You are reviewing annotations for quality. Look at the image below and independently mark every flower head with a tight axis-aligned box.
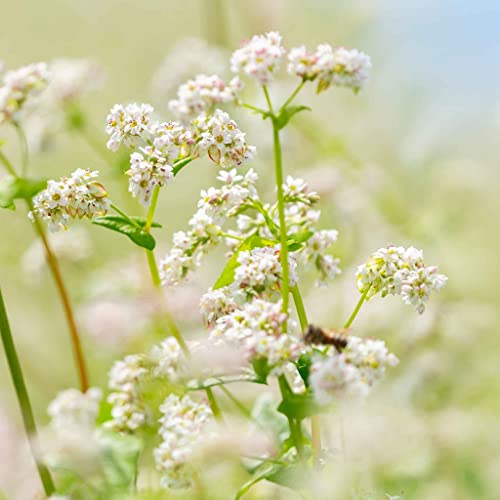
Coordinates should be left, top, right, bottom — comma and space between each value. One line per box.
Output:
231, 31, 286, 85
29, 169, 110, 231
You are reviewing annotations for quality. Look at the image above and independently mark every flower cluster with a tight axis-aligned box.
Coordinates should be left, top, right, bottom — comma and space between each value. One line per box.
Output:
288, 44, 371, 92
0, 62, 49, 124
149, 337, 186, 381
169, 74, 242, 121
231, 31, 286, 85
309, 336, 399, 404
232, 246, 298, 300
192, 109, 256, 168
356, 245, 448, 313
105, 102, 153, 151
301, 230, 341, 284
48, 387, 101, 431
200, 286, 237, 328
127, 146, 174, 206
160, 168, 258, 286
106, 354, 149, 432
30, 169, 110, 232
211, 299, 302, 373
153, 394, 213, 488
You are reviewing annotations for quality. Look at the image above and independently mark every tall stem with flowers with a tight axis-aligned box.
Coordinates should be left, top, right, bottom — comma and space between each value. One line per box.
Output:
0, 33, 448, 497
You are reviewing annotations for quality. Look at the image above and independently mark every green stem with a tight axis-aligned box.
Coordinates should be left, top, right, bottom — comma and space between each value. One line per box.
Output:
219, 232, 247, 242
279, 80, 306, 113
278, 375, 303, 457
291, 285, 308, 331
242, 103, 267, 115
218, 385, 252, 419
13, 122, 29, 176
0, 150, 18, 177
344, 288, 370, 329
145, 185, 160, 232
265, 88, 290, 326
0, 286, 55, 496
172, 156, 194, 177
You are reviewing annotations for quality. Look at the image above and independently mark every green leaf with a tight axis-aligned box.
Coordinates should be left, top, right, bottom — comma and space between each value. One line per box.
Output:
213, 234, 273, 289
252, 357, 272, 384
287, 230, 314, 251
266, 463, 304, 489
235, 462, 283, 499
92, 215, 157, 250
274, 105, 311, 131
127, 216, 162, 229
277, 391, 323, 420
295, 353, 312, 387
0, 176, 47, 210
97, 430, 143, 490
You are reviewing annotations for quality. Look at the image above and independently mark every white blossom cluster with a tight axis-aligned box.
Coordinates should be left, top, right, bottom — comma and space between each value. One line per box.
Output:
153, 394, 213, 488
301, 230, 341, 285
230, 31, 286, 85
106, 354, 149, 432
169, 74, 242, 121
48, 387, 101, 432
160, 168, 258, 286
233, 246, 298, 300
200, 286, 237, 328
0, 62, 49, 124
288, 44, 371, 92
44, 58, 104, 105
105, 102, 154, 151
356, 245, 448, 313
149, 337, 186, 381
210, 299, 303, 373
29, 169, 110, 232
192, 109, 256, 168
309, 336, 399, 404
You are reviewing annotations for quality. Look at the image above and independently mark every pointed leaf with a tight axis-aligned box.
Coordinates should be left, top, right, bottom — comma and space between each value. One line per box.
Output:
277, 391, 323, 420
0, 176, 47, 209
92, 215, 157, 250
274, 105, 311, 130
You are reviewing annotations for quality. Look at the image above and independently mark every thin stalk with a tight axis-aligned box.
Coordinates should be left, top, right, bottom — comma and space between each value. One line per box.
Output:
219, 232, 247, 242
0, 150, 18, 177
242, 103, 267, 115
29, 203, 89, 392
265, 88, 290, 325
0, 286, 55, 496
13, 122, 29, 175
343, 288, 370, 329
278, 374, 303, 457
291, 285, 322, 456
279, 80, 306, 113
218, 385, 251, 419
110, 203, 141, 228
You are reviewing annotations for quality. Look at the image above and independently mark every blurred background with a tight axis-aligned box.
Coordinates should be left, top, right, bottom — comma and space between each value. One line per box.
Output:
1, 0, 499, 498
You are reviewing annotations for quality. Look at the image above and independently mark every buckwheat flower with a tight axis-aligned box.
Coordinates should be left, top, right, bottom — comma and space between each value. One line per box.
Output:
310, 354, 366, 404
0, 62, 49, 124
287, 46, 319, 80
29, 168, 110, 231
344, 336, 399, 386
106, 354, 149, 432
211, 299, 302, 374
193, 109, 256, 168
45, 58, 104, 104
315, 44, 371, 93
149, 337, 186, 381
169, 74, 243, 121
283, 176, 320, 205
356, 245, 447, 313
105, 102, 153, 151
154, 394, 214, 488
200, 286, 237, 327
301, 229, 341, 285
127, 146, 174, 205
231, 31, 286, 85
150, 120, 194, 158
48, 387, 101, 432
232, 246, 298, 299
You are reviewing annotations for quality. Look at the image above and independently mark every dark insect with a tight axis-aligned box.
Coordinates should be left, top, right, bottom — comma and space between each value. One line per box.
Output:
304, 324, 349, 353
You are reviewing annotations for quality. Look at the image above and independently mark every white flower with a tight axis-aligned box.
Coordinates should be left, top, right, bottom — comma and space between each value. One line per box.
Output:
127, 146, 174, 205
105, 102, 153, 151
48, 387, 101, 431
29, 169, 110, 231
154, 394, 213, 488
200, 287, 237, 327
283, 176, 319, 205
288, 43, 371, 92
231, 31, 286, 85
232, 246, 298, 299
211, 299, 302, 374
106, 354, 149, 432
309, 335, 398, 404
301, 229, 341, 285
193, 109, 256, 168
169, 74, 242, 121
149, 337, 186, 381
356, 245, 448, 313
0, 62, 49, 124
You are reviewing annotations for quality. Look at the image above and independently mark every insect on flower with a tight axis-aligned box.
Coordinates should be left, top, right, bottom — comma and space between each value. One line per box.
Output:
304, 324, 350, 353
